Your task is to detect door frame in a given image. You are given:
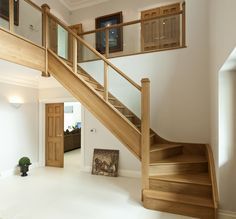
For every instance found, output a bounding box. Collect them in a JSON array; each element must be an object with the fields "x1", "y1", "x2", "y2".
[{"x1": 39, "y1": 97, "x2": 85, "y2": 169}]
